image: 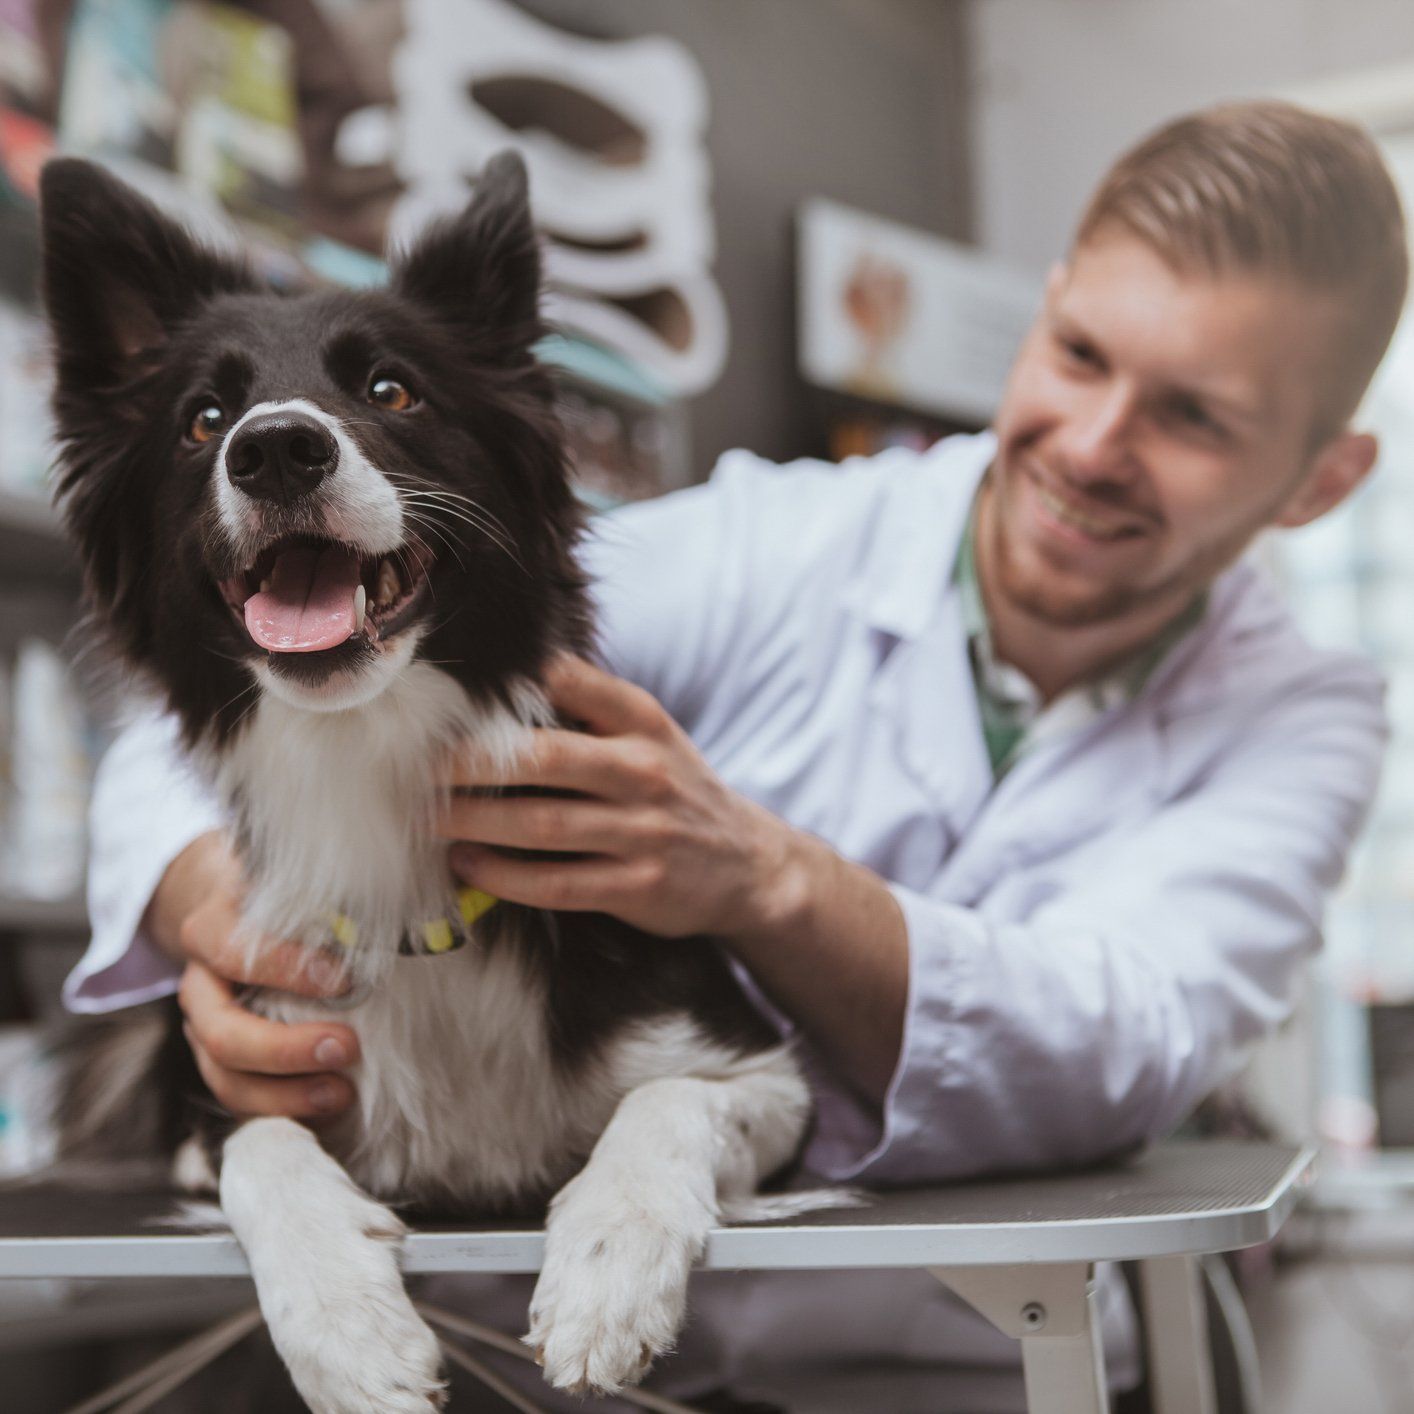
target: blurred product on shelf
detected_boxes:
[0,0,46,118]
[1368,1001,1414,1146]
[61,0,304,229]
[559,387,675,509]
[36,0,724,397]
[0,298,53,498]
[0,1022,50,1177]
[2,638,89,903]
[827,414,946,463]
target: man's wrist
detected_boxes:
[727,809,821,959]
[718,807,909,1102]
[143,830,233,962]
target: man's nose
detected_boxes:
[1061,386,1139,479]
[225,412,339,505]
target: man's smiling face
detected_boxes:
[985,229,1371,629]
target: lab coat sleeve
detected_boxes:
[805,658,1387,1184]
[62,710,224,1014]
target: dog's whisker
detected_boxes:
[401,501,527,574]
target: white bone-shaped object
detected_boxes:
[383,0,727,395]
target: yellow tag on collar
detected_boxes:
[329,912,358,950]
[457,886,499,927]
[420,917,457,954]
[325,890,499,957]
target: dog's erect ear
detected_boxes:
[392,150,541,353]
[39,158,252,390]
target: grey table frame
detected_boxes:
[0,1140,1315,1414]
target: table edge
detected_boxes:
[0,1145,1318,1280]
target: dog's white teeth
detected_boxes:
[352,584,367,635]
[260,577,271,594]
[376,560,400,607]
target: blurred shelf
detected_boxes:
[0,489,75,582]
[22,141,675,414]
[1307,1148,1414,1209]
[0,894,88,935]
[538,332,669,408]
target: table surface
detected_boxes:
[0,1140,1315,1280]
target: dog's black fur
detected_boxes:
[39,154,775,1202]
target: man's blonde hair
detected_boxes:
[1075,100,1409,438]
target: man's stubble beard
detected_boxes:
[988,476,1271,630]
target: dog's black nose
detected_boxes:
[225,411,339,505]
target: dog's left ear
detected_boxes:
[39,158,253,394]
[392,151,541,355]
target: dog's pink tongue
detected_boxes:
[244,544,362,653]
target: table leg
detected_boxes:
[1138,1254,1217,1414]
[930,1262,1110,1414]
[60,1306,263,1414]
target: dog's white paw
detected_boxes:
[271,1244,446,1414]
[526,1163,707,1394]
[222,1119,446,1413]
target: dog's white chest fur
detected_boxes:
[210,661,538,969]
[207,661,754,1206]
[261,945,606,1203]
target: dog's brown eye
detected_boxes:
[369,377,415,411]
[189,405,227,443]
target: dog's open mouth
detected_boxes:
[219,536,435,654]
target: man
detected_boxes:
[67,101,1407,1407]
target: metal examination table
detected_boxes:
[0,1140,1314,1414]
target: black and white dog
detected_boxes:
[38,153,825,1412]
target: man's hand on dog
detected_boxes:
[439,656,804,941]
[152,832,360,1121]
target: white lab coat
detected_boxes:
[65,431,1386,1410]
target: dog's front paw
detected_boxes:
[526,1164,707,1394]
[276,1267,446,1414]
[260,1204,445,1414]
[221,1119,445,1413]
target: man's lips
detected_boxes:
[1024,465,1155,543]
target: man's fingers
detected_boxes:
[186,1026,354,1122]
[436,794,643,852]
[542,655,672,738]
[451,846,653,915]
[208,936,349,998]
[178,962,359,1076]
[179,901,348,998]
[445,727,641,796]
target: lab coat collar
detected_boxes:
[844,430,1174,862]
[847,431,996,643]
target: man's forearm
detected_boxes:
[724,824,909,1104]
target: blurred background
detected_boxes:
[2,1,1414,1410]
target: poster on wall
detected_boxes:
[798,197,1042,426]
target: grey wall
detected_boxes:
[972,0,1414,270]
[517,0,973,476]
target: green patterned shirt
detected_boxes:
[955,500,1206,779]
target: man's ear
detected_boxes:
[391,150,540,355]
[39,158,252,392]
[1273,430,1380,529]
